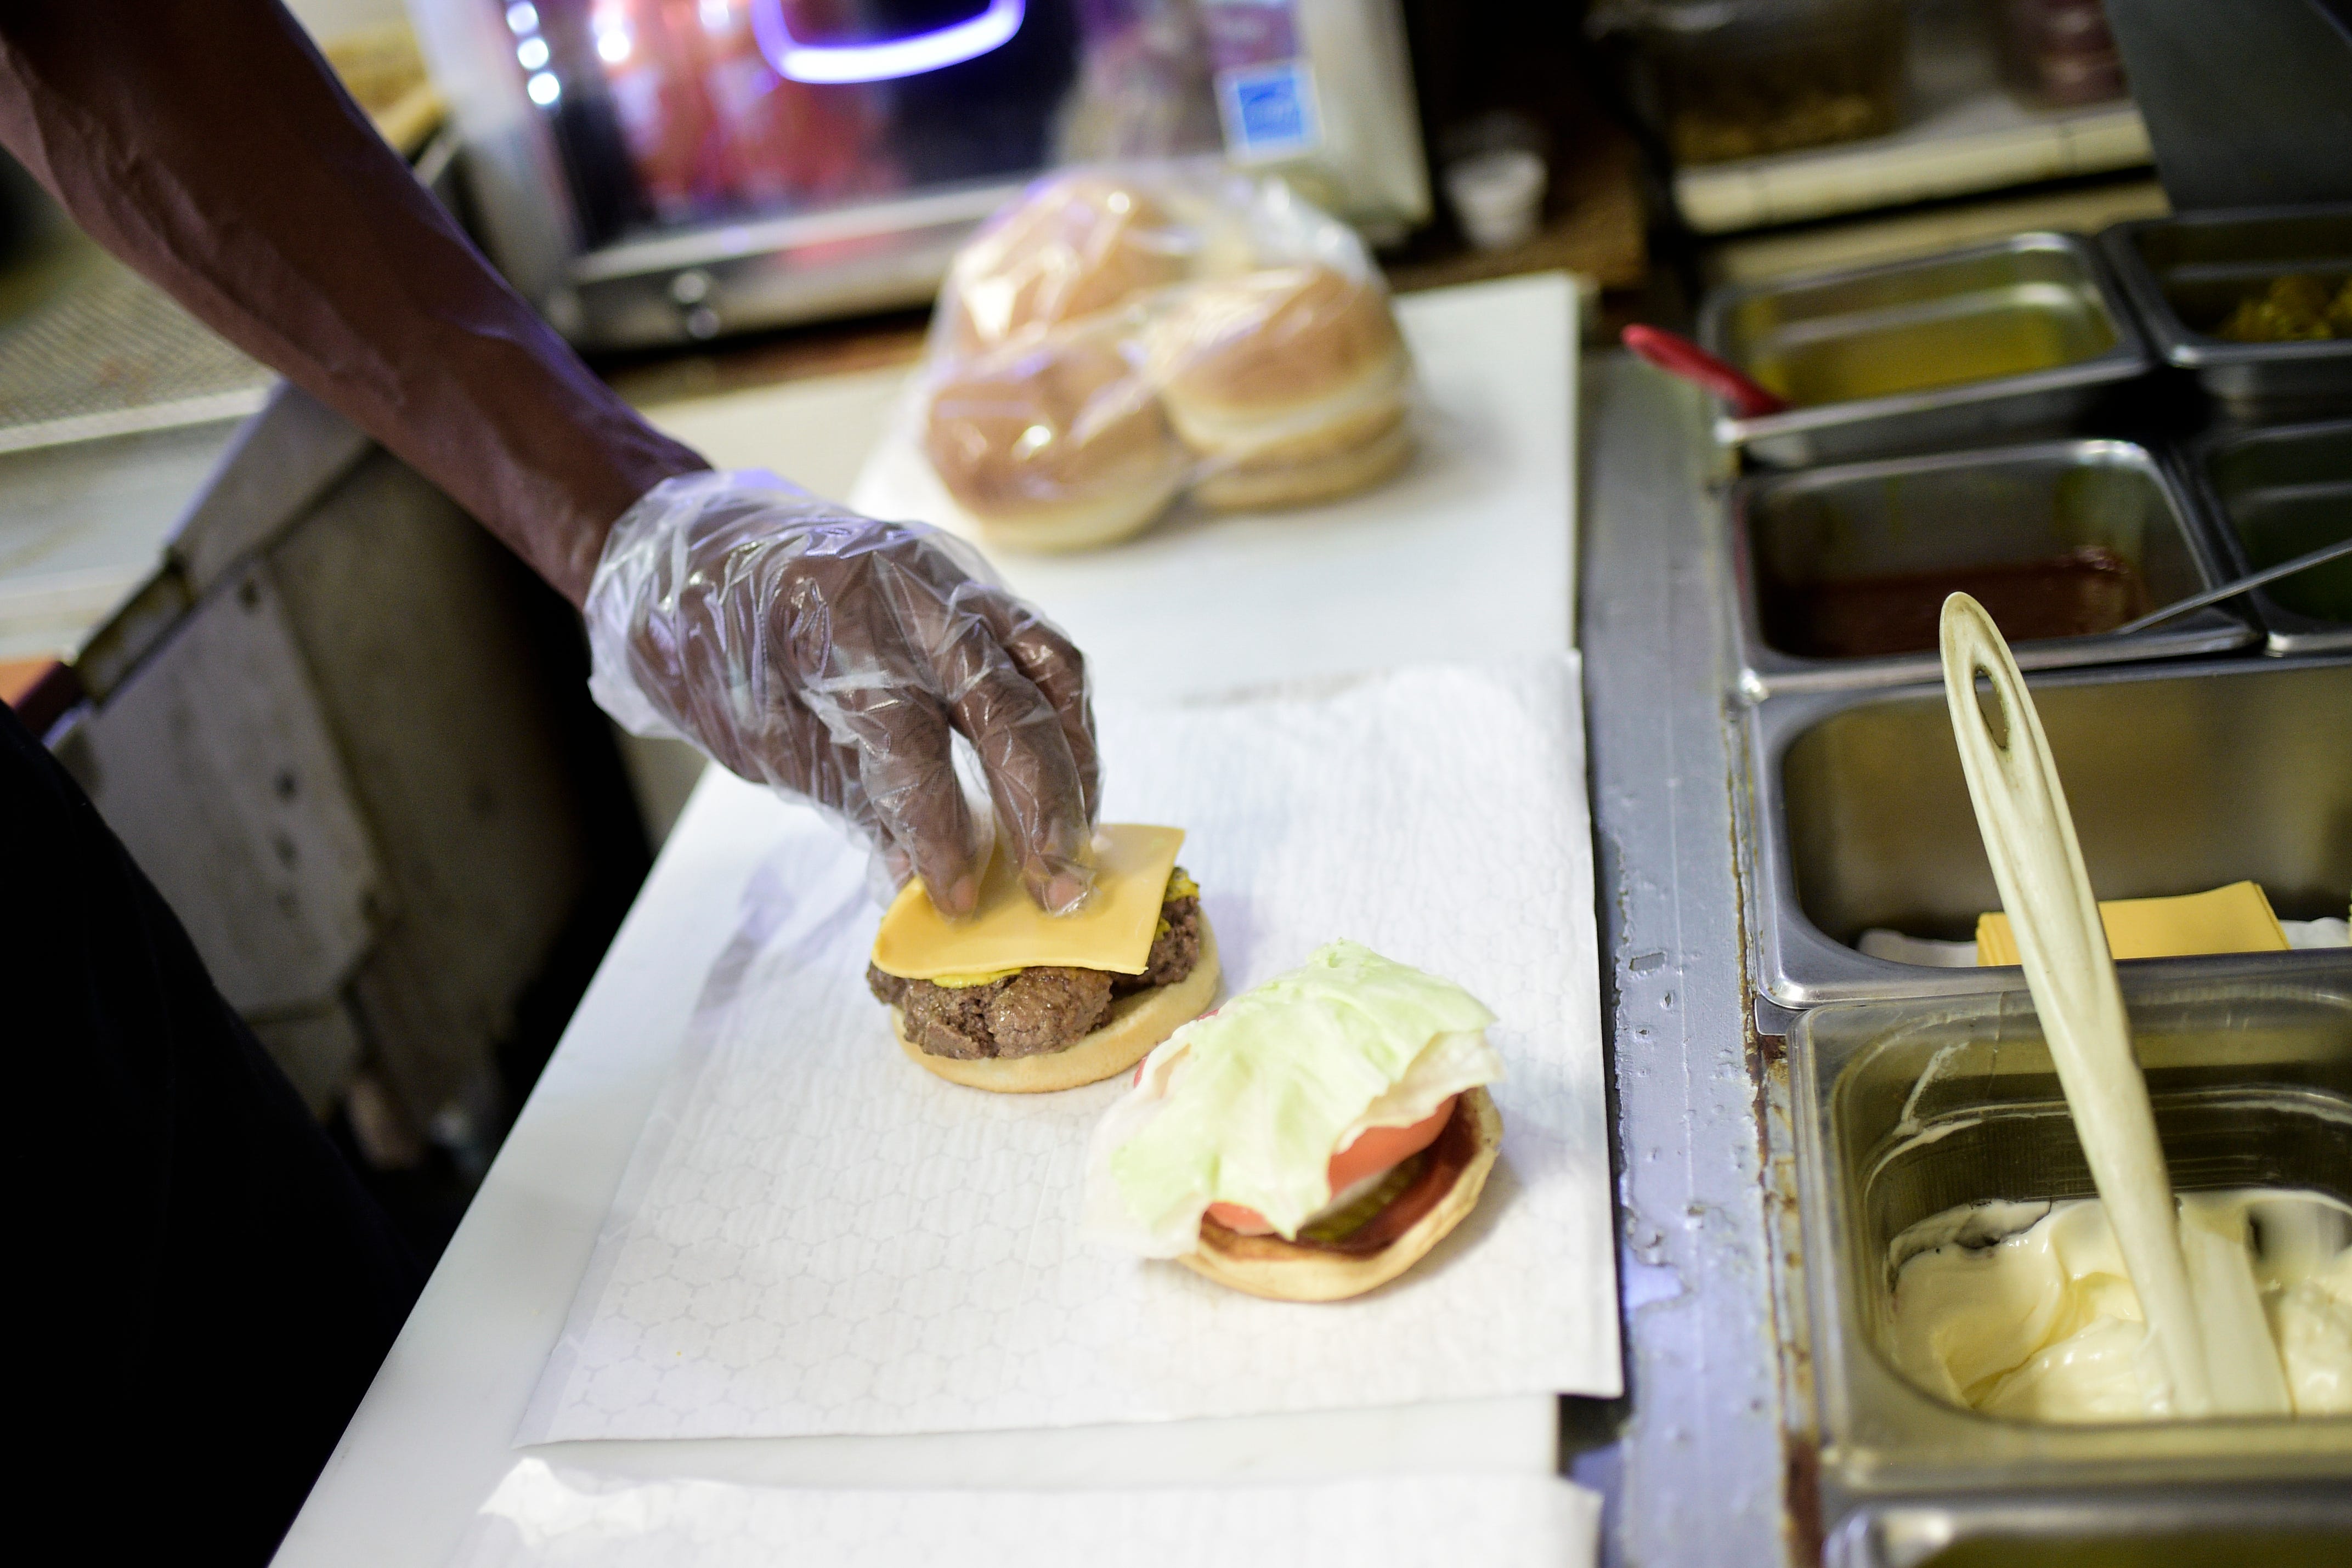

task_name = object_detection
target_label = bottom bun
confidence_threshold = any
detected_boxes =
[968,474,1183,554]
[895,921,1220,1093]
[1178,1085,1501,1301]
[1192,418,1414,512]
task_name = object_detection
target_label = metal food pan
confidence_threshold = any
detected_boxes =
[1742,656,2352,1007]
[1728,439,2252,700]
[2100,206,2352,424]
[1792,980,2352,1497]
[2186,420,2352,655]
[1699,233,2154,468]
[1825,1491,2352,1567]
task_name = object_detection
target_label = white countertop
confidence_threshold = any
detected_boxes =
[274,272,1582,1566]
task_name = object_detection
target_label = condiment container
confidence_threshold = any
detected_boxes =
[2099,207,2352,424]
[1727,438,2250,700]
[2186,420,2352,655]
[1791,979,2352,1495]
[1986,0,2128,109]
[1740,656,2352,1006]
[1443,149,1547,251]
[1699,233,2153,467]
[1827,1479,2352,1564]
[1600,0,1908,166]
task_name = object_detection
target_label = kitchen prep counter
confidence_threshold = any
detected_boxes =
[274,302,1793,1565]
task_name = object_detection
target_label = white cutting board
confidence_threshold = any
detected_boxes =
[846,271,1579,705]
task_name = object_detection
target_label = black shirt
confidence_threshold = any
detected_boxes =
[4,700,421,1563]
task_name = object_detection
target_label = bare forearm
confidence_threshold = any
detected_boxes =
[0,0,702,603]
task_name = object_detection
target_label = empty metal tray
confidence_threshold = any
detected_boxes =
[1699,233,2154,468]
[2187,420,2352,655]
[2100,206,2352,424]
[1743,656,2352,1006]
[1728,439,2252,699]
[1793,980,2352,1496]
[1826,1491,2352,1567]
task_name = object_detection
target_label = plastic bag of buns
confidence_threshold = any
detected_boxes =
[912,163,1415,553]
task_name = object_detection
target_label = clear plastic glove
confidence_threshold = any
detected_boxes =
[584,469,1100,916]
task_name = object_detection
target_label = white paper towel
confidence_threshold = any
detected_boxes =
[520,658,1618,1442]
[450,1459,1602,1568]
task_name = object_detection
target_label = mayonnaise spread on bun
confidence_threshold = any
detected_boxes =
[1084,942,1501,1260]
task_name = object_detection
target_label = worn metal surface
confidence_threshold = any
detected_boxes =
[271,450,598,1130]
[55,559,383,1017]
[170,381,373,596]
[1582,352,1792,1565]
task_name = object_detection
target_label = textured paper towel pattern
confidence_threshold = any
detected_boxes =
[451,1461,1601,1568]
[522,659,1616,1442]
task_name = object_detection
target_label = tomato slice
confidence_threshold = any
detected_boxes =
[1204,1094,1458,1236]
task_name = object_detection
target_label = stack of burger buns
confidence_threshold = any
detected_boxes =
[1150,265,1412,510]
[936,174,1189,356]
[918,167,1412,552]
[920,339,1186,553]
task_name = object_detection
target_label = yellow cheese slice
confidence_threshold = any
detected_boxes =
[871,823,1186,980]
[1976,881,2288,967]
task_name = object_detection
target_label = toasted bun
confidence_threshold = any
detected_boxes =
[896,920,1220,1093]
[1192,416,1414,512]
[923,338,1184,551]
[1178,1086,1500,1301]
[945,175,1188,354]
[1152,265,1409,462]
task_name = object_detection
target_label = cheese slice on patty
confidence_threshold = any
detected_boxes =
[871,823,1186,981]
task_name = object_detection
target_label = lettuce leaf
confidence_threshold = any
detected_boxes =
[1083,941,1501,1258]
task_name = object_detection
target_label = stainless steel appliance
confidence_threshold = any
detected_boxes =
[407,0,1429,348]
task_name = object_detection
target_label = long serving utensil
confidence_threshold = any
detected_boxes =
[2109,532,2352,635]
[1937,592,2216,1417]
[1619,324,1793,418]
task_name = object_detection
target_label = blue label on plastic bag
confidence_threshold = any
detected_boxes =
[1217,60,1321,162]
[1200,0,1320,163]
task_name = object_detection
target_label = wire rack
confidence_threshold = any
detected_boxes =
[0,240,272,449]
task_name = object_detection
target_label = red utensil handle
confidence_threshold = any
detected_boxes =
[1620,324,1790,418]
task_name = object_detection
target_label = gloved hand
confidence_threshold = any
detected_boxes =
[584,469,1100,916]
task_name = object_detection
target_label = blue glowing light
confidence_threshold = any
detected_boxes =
[749,0,1024,86]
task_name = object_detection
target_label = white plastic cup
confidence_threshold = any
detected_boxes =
[1444,149,1547,251]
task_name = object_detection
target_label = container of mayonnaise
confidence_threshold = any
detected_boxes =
[1790,977,2352,1499]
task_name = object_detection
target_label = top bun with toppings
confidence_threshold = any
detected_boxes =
[1083,941,1503,1300]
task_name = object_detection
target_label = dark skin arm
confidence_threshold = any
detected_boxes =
[0,0,1100,914]
[0,0,702,605]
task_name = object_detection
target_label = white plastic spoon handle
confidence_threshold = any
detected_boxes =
[1938,592,2214,1417]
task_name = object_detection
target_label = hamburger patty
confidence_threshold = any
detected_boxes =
[868,887,1204,1060]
